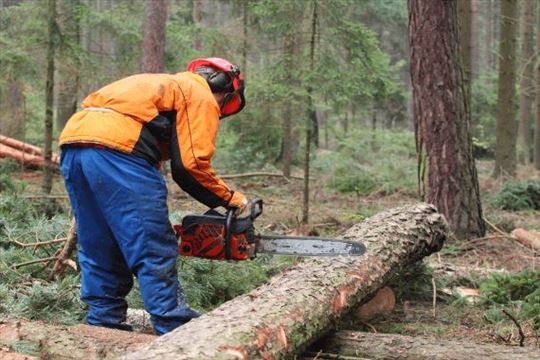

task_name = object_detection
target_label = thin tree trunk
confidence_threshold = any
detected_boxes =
[191,0,202,50]
[518,0,534,164]
[281,31,295,178]
[535,0,540,170]
[124,203,447,360]
[0,0,25,141]
[494,0,519,178]
[56,0,80,130]
[42,0,57,194]
[302,0,318,224]
[409,0,486,239]
[140,0,167,73]
[308,331,540,360]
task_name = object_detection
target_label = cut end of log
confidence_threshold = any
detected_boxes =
[511,228,540,251]
[220,346,249,360]
[355,286,396,321]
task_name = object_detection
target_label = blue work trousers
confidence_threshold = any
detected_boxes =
[60,147,199,335]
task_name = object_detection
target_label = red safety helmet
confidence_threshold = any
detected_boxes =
[187,57,246,118]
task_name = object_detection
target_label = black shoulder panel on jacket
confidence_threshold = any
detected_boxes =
[132,111,176,165]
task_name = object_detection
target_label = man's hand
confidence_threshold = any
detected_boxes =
[233,198,252,219]
[228,191,252,218]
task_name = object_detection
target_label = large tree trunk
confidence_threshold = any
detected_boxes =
[307,331,540,360]
[124,203,447,359]
[409,0,485,239]
[140,0,167,73]
[0,319,155,359]
[457,0,472,98]
[494,0,519,178]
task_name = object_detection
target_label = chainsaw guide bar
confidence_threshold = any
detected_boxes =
[255,235,366,256]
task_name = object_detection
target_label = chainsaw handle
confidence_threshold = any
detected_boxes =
[224,209,234,260]
[251,199,263,220]
[224,199,262,260]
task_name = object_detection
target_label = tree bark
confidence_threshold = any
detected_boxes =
[140,0,167,73]
[123,203,447,359]
[409,0,485,239]
[56,0,81,131]
[42,0,57,194]
[494,0,519,178]
[0,319,155,359]
[517,0,534,165]
[302,0,318,224]
[307,331,540,360]
[457,0,472,98]
[535,0,540,171]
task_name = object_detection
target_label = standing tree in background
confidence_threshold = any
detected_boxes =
[409,0,485,238]
[43,0,57,194]
[56,0,81,130]
[140,0,167,73]
[535,0,540,171]
[518,0,534,165]
[279,2,302,178]
[493,0,518,178]
[302,0,318,224]
[0,0,25,139]
[191,0,202,51]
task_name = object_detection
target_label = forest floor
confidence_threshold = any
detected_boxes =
[4,159,540,353]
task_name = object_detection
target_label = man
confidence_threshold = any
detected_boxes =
[59,57,249,335]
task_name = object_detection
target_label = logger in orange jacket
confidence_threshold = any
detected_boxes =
[59,58,249,335]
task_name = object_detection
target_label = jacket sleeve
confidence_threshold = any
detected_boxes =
[169,90,246,209]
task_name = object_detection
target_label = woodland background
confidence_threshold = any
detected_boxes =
[0,0,539,355]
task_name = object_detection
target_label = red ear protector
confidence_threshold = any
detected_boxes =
[187,58,246,118]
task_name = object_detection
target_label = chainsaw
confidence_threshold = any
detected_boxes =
[174,199,365,261]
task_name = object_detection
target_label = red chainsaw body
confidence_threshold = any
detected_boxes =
[174,221,256,261]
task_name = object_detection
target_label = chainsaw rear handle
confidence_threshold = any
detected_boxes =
[224,199,263,260]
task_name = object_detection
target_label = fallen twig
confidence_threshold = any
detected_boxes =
[483,217,509,237]
[23,195,69,200]
[502,309,525,347]
[220,172,304,180]
[10,237,67,248]
[431,276,437,318]
[12,256,59,269]
[49,218,78,279]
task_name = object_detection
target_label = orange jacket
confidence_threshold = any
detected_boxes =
[59,72,245,209]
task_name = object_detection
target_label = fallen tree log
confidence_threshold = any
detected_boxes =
[0,319,155,359]
[0,135,44,156]
[305,330,540,360]
[511,228,540,251]
[0,144,44,168]
[0,135,60,166]
[124,203,448,360]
